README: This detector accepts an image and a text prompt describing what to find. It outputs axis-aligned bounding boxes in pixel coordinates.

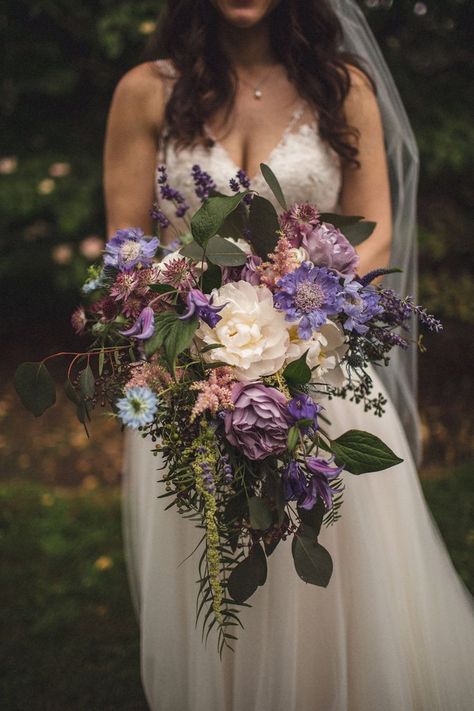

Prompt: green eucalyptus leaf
[205,235,247,266]
[64,378,81,406]
[248,195,280,259]
[79,364,95,399]
[283,351,311,385]
[191,191,249,247]
[260,162,288,210]
[331,429,403,475]
[144,311,177,358]
[98,348,105,376]
[14,362,56,417]
[180,240,206,262]
[292,533,333,587]
[228,543,267,603]
[219,201,249,241]
[148,283,178,294]
[248,496,273,531]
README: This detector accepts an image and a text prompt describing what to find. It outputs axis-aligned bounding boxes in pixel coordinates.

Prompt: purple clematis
[104,228,160,272]
[274,262,342,339]
[120,306,155,340]
[281,460,308,503]
[179,289,224,328]
[299,456,344,511]
[287,394,321,432]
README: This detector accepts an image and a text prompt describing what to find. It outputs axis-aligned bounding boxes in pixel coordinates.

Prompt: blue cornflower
[116,386,158,429]
[274,262,342,339]
[341,280,383,335]
[104,228,160,272]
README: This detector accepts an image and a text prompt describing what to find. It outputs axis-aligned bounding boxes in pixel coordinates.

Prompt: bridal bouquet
[15,163,441,655]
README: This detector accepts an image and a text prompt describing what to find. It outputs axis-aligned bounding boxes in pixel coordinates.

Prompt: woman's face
[210,0,281,29]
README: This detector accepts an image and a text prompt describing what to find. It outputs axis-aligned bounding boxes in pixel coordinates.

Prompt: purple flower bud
[287,394,321,431]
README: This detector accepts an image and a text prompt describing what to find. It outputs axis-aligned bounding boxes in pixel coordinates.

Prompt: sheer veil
[330,0,421,463]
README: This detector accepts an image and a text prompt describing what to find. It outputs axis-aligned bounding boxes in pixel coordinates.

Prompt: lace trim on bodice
[154,59,342,216]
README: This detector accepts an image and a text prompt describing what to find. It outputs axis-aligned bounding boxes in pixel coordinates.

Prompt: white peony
[286,320,348,387]
[288,246,309,266]
[196,280,289,381]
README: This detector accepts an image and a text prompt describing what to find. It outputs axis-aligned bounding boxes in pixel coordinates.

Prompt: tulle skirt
[122,367,474,711]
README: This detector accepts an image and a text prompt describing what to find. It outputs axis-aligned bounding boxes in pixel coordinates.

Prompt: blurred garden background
[1,1,473,708]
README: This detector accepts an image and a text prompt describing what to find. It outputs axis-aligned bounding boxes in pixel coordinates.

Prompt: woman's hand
[103,62,165,240]
[340,66,392,277]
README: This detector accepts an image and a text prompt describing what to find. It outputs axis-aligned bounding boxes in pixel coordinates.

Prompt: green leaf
[143,311,177,358]
[98,348,105,376]
[287,425,299,452]
[148,283,178,294]
[179,241,206,262]
[248,195,280,259]
[218,201,249,241]
[260,162,288,210]
[340,221,377,246]
[205,235,247,266]
[163,314,199,374]
[228,543,267,603]
[248,496,273,531]
[297,497,325,537]
[320,213,364,226]
[291,533,333,587]
[191,191,249,247]
[14,362,56,417]
[79,364,95,399]
[201,261,222,293]
[64,378,80,406]
[283,351,311,385]
[331,429,403,475]
[200,343,223,354]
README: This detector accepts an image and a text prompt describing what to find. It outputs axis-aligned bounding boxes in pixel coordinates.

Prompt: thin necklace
[237,66,276,100]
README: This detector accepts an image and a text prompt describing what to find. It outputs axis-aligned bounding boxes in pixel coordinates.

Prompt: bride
[103,1,474,709]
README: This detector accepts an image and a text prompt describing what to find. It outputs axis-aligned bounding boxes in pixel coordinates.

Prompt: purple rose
[302,222,359,277]
[224,382,290,461]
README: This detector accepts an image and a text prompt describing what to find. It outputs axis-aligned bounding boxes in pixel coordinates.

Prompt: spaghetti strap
[155,59,178,104]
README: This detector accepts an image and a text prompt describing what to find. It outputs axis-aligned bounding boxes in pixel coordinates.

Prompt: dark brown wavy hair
[144,0,375,168]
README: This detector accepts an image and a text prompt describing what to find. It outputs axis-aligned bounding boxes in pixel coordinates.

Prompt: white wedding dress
[121,60,474,711]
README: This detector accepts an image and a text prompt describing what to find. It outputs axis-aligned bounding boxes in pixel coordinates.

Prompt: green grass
[0,464,472,710]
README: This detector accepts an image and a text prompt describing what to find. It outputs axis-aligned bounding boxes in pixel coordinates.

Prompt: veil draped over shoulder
[332,0,421,463]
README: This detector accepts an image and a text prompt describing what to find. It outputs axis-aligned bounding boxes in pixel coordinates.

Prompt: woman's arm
[340,66,392,276]
[103,62,165,239]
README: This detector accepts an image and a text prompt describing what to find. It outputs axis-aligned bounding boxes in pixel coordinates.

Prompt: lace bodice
[155,60,342,216]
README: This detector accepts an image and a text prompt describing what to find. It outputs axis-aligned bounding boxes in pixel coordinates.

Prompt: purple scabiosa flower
[104,228,160,272]
[300,456,344,511]
[274,262,342,339]
[120,306,155,340]
[224,382,290,461]
[341,280,383,335]
[281,460,308,503]
[179,289,224,327]
[287,394,321,432]
[279,202,321,247]
[191,164,216,201]
[116,386,158,429]
[303,222,360,277]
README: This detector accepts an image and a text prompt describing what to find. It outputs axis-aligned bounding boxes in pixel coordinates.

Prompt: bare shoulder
[343,62,381,127]
[111,61,169,131]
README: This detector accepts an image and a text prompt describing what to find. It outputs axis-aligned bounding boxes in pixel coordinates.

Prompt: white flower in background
[286,320,348,387]
[155,249,207,273]
[224,237,253,255]
[196,280,289,381]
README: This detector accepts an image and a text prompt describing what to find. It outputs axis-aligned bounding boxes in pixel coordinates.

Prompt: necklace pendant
[254,89,262,100]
